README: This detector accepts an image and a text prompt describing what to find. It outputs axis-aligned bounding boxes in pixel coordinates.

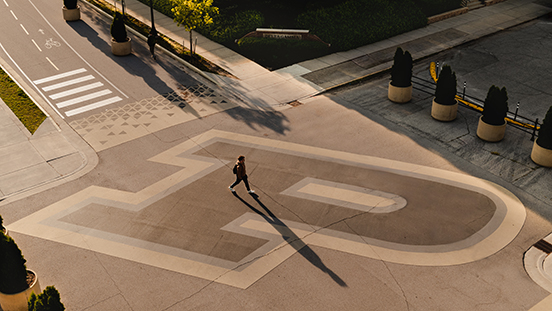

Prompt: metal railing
[415,62,542,140]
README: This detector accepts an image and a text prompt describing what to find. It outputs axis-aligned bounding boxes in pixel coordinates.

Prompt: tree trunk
[189,30,193,56]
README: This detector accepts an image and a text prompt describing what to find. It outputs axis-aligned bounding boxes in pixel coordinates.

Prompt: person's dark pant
[231,175,250,190]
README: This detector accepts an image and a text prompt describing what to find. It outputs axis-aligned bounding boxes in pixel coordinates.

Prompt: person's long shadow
[233,192,348,287]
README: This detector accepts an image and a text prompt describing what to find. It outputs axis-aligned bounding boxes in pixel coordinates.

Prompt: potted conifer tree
[62,0,80,21]
[431,65,458,121]
[388,47,413,103]
[111,12,131,56]
[0,233,40,311]
[0,215,7,236]
[28,286,65,311]
[477,85,508,142]
[531,106,552,167]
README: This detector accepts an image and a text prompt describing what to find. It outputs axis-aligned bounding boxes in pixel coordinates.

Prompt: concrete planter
[111,37,132,56]
[0,270,41,311]
[388,82,412,103]
[431,98,458,121]
[477,116,506,142]
[62,5,80,21]
[531,140,552,167]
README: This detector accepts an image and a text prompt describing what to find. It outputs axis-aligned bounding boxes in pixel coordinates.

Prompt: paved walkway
[1,0,550,201]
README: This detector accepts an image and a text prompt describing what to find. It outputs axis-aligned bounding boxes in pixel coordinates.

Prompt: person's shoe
[229,186,235,193]
[248,190,255,194]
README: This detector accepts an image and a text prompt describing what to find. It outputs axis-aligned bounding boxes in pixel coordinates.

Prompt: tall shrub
[110,12,128,43]
[390,47,412,87]
[63,0,77,10]
[434,65,457,105]
[0,232,28,294]
[537,106,552,149]
[482,85,508,126]
[28,286,65,311]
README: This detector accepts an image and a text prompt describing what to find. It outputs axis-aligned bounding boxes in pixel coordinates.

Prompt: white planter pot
[477,116,506,142]
[0,270,41,311]
[111,37,132,56]
[388,82,412,103]
[531,140,552,167]
[431,98,458,122]
[62,5,80,21]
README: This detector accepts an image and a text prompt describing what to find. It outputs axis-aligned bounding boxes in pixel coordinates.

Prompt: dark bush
[413,0,463,17]
[236,37,330,70]
[28,286,65,311]
[203,10,264,43]
[537,106,552,149]
[297,0,427,51]
[434,65,457,105]
[63,0,77,10]
[0,232,28,295]
[482,85,508,126]
[390,47,413,87]
[111,12,128,43]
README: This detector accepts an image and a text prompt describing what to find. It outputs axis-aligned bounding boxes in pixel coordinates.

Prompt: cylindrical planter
[531,140,552,167]
[0,270,41,311]
[388,82,412,103]
[477,116,506,142]
[111,37,132,56]
[431,98,458,122]
[62,5,80,21]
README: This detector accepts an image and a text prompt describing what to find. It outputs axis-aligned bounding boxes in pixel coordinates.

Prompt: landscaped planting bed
[139,0,462,69]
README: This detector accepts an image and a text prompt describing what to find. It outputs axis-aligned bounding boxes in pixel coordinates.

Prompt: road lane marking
[10,10,17,20]
[28,0,128,99]
[31,39,42,52]
[3,0,8,7]
[0,42,61,119]
[65,96,122,116]
[49,82,103,99]
[46,57,59,71]
[33,68,87,85]
[42,75,95,91]
[56,89,112,108]
[20,24,29,35]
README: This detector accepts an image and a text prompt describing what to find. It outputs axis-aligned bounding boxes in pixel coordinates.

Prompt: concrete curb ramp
[8,130,526,289]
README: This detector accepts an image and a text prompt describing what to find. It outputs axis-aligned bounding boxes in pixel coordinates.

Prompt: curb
[80,0,219,86]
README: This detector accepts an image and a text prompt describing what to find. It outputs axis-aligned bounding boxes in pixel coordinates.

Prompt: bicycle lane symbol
[45,38,61,49]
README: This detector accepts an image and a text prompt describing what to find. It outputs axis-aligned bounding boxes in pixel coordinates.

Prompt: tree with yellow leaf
[171,0,219,56]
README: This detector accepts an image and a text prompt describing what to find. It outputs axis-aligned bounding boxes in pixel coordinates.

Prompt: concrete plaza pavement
[1,0,552,310]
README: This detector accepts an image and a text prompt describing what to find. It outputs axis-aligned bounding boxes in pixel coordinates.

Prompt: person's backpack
[233,164,237,174]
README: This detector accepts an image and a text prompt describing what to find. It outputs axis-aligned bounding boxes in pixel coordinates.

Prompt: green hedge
[297,0,427,51]
[237,37,330,70]
[204,10,264,43]
[414,0,463,17]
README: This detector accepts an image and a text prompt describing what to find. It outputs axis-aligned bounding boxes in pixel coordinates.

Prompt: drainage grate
[534,239,552,254]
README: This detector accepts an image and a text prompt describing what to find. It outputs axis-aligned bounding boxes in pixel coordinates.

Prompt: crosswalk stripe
[56,89,113,108]
[65,96,122,117]
[42,75,95,92]
[33,68,87,85]
[49,82,103,99]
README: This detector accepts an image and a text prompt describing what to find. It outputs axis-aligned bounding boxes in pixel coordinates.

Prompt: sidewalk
[0,58,98,204]
[122,0,552,106]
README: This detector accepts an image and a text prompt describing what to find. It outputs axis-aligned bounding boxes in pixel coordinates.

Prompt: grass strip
[0,67,46,134]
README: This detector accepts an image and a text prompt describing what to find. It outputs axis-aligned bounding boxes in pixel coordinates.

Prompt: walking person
[147,28,158,60]
[229,155,255,194]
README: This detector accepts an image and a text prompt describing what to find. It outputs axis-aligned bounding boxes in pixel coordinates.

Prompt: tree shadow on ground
[67,6,203,119]
[233,192,348,287]
[224,106,290,135]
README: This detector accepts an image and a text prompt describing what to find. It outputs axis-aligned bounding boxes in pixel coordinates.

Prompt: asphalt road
[0,0,199,121]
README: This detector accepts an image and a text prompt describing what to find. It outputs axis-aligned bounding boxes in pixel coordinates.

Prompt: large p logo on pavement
[8,130,526,289]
